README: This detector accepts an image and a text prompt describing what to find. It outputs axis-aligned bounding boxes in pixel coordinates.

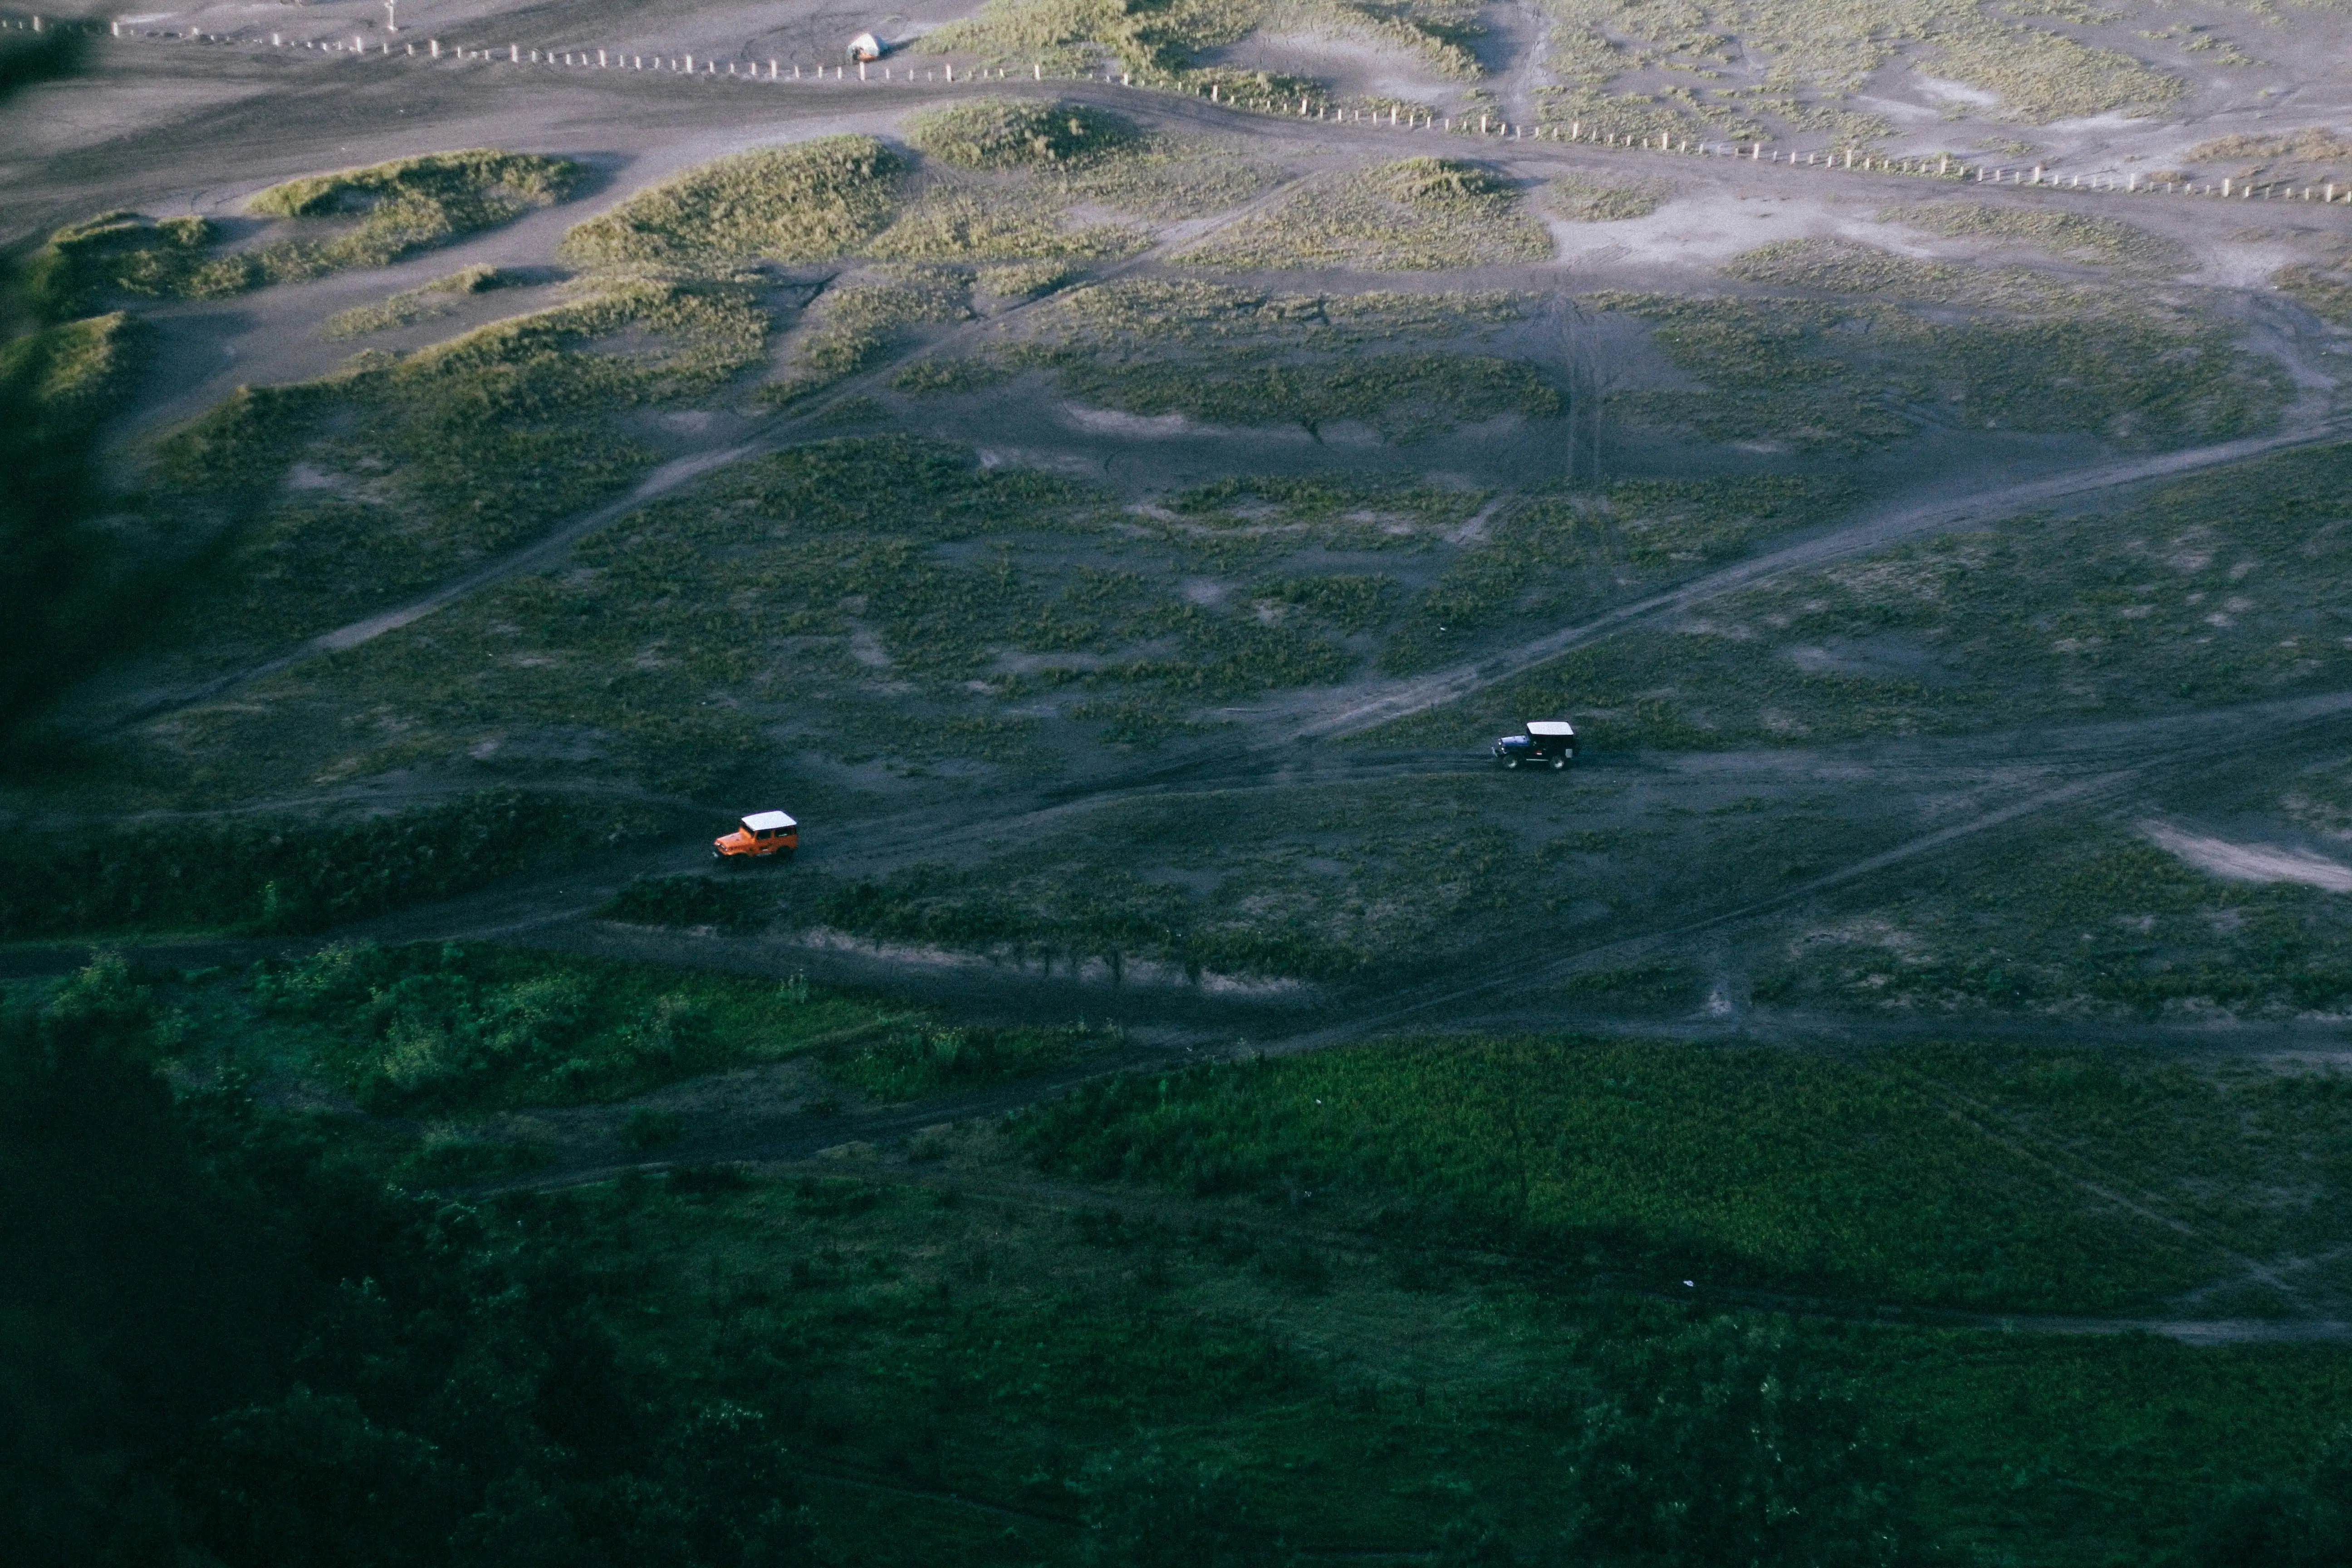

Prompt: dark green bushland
[0,791,667,939]
[1006,1037,2321,1313]
[0,995,818,1568]
[251,940,877,1110]
[0,308,157,737]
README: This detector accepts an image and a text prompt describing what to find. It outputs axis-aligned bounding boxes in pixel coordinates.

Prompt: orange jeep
[713,810,798,864]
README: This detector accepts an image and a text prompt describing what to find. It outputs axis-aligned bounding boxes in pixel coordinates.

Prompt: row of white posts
[66,15,2352,206]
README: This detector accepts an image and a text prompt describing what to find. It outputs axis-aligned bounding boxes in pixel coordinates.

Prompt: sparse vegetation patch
[1880,202,2187,275]
[1542,172,1666,222]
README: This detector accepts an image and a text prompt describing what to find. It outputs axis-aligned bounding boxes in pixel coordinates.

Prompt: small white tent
[847,31,883,60]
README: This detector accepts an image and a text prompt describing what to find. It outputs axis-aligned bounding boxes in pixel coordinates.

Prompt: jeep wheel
[1553,755,1567,770]
[1503,756,1519,769]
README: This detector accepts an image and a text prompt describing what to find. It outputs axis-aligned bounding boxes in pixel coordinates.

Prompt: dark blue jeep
[1492,719,1578,770]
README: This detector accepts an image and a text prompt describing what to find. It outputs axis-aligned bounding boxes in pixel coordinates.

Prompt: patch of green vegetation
[867,185,1147,264]
[1541,172,1666,221]
[904,98,1140,168]
[1023,343,1559,436]
[1758,816,2352,1019]
[1383,477,1840,672]
[1181,158,1551,271]
[975,258,1080,299]
[1008,281,1555,434]
[1016,1032,2345,1313]
[321,263,507,339]
[1926,23,2184,123]
[1535,0,2180,136]
[1169,473,1486,532]
[829,1017,1115,1100]
[1378,478,1838,671]
[1386,439,2352,754]
[2188,125,2352,181]
[1717,237,2072,306]
[1591,287,2287,451]
[142,272,769,669]
[0,308,142,438]
[0,790,667,940]
[891,355,1016,394]
[26,152,579,314]
[1880,202,2187,274]
[141,438,1137,794]
[248,940,881,1110]
[2277,242,2352,329]
[1040,279,1528,348]
[1291,0,1485,78]
[764,270,972,402]
[559,137,905,267]
[23,212,257,311]
[1251,573,1398,632]
[916,0,1263,74]
[245,149,581,266]
[24,983,2352,1568]
[1050,136,1278,219]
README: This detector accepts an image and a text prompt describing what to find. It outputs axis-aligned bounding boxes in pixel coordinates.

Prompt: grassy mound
[23,213,253,313]
[24,152,580,316]
[559,137,904,267]
[1376,157,1509,204]
[1180,158,1549,271]
[904,98,1137,168]
[247,148,580,230]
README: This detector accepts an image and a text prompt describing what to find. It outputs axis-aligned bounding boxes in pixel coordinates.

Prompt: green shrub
[559,137,905,266]
[904,98,1138,168]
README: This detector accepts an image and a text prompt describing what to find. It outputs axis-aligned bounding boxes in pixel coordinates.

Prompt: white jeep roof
[743,811,797,831]
[1526,720,1575,736]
